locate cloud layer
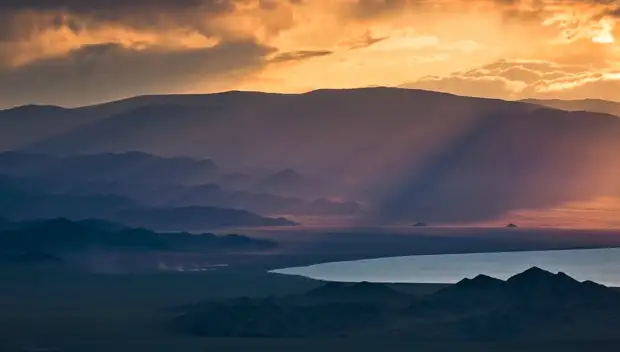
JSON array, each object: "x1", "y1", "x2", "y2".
[
  {"x1": 403, "y1": 59, "x2": 620, "y2": 101},
  {"x1": 0, "y1": 0, "x2": 619, "y2": 106}
]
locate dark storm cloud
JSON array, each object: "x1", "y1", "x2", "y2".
[
  {"x1": 0, "y1": 0, "x2": 232, "y2": 13},
  {"x1": 0, "y1": 0, "x2": 240, "y2": 42},
  {"x1": 0, "y1": 0, "x2": 303, "y2": 107},
  {"x1": 0, "y1": 40, "x2": 274, "y2": 107},
  {"x1": 342, "y1": 0, "x2": 620, "y2": 20}
]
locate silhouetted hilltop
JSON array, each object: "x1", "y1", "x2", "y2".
[
  {"x1": 427, "y1": 267, "x2": 615, "y2": 307},
  {"x1": 435, "y1": 274, "x2": 505, "y2": 296}
]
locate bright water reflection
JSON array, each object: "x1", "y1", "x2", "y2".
[{"x1": 271, "y1": 248, "x2": 620, "y2": 286}]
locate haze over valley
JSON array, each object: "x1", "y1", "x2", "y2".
[
  {"x1": 2, "y1": 88, "x2": 619, "y2": 228},
  {"x1": 2, "y1": 0, "x2": 620, "y2": 350}
]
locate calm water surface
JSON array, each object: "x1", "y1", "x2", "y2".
[{"x1": 271, "y1": 248, "x2": 620, "y2": 286}]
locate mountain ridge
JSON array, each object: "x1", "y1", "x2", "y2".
[{"x1": 3, "y1": 87, "x2": 620, "y2": 223}]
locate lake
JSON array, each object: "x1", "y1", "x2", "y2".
[{"x1": 271, "y1": 248, "x2": 620, "y2": 286}]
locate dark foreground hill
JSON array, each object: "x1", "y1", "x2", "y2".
[{"x1": 175, "y1": 268, "x2": 620, "y2": 340}]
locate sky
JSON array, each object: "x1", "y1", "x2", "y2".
[{"x1": 1, "y1": 0, "x2": 620, "y2": 107}]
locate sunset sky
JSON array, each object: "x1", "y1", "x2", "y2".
[{"x1": 1, "y1": 0, "x2": 620, "y2": 107}]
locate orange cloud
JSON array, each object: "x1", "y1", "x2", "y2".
[
  {"x1": 403, "y1": 59, "x2": 620, "y2": 101},
  {"x1": 0, "y1": 0, "x2": 619, "y2": 106}
]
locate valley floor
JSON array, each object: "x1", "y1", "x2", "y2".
[
  {"x1": 3, "y1": 227, "x2": 620, "y2": 351},
  {"x1": 2, "y1": 267, "x2": 619, "y2": 352}
]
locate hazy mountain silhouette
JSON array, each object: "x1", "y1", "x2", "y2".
[
  {"x1": 3, "y1": 88, "x2": 620, "y2": 223},
  {"x1": 523, "y1": 98, "x2": 620, "y2": 117},
  {"x1": 164, "y1": 184, "x2": 360, "y2": 216},
  {"x1": 0, "y1": 218, "x2": 277, "y2": 254},
  {"x1": 176, "y1": 268, "x2": 620, "y2": 340},
  {"x1": 0, "y1": 151, "x2": 218, "y2": 185},
  {"x1": 0, "y1": 178, "x2": 298, "y2": 229},
  {"x1": 252, "y1": 168, "x2": 330, "y2": 197},
  {"x1": 0, "y1": 105, "x2": 82, "y2": 151},
  {"x1": 0, "y1": 157, "x2": 361, "y2": 216},
  {"x1": 110, "y1": 206, "x2": 297, "y2": 231}
]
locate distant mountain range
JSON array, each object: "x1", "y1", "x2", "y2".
[
  {"x1": 176, "y1": 268, "x2": 620, "y2": 340},
  {"x1": 111, "y1": 206, "x2": 295, "y2": 231},
  {"x1": 0, "y1": 178, "x2": 298, "y2": 231},
  {"x1": 0, "y1": 152, "x2": 362, "y2": 218},
  {"x1": 2, "y1": 88, "x2": 619, "y2": 223},
  {"x1": 0, "y1": 218, "x2": 277, "y2": 255},
  {"x1": 523, "y1": 98, "x2": 620, "y2": 117},
  {"x1": 0, "y1": 151, "x2": 217, "y2": 185}
]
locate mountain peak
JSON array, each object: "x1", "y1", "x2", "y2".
[
  {"x1": 447, "y1": 274, "x2": 505, "y2": 292},
  {"x1": 505, "y1": 267, "x2": 585, "y2": 295},
  {"x1": 516, "y1": 266, "x2": 552, "y2": 275},
  {"x1": 507, "y1": 266, "x2": 554, "y2": 282}
]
